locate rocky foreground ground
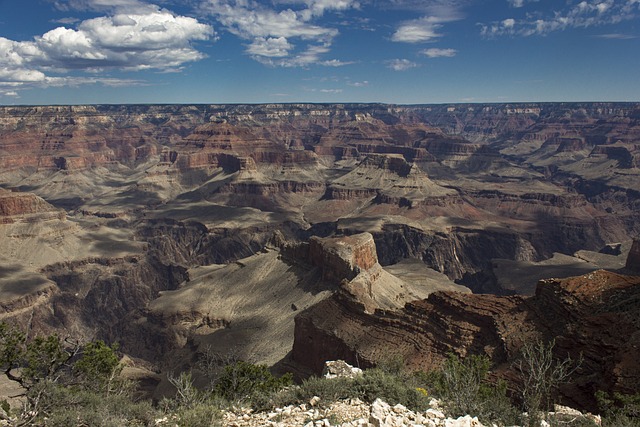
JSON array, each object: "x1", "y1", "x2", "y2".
[{"x1": 216, "y1": 397, "x2": 599, "y2": 427}]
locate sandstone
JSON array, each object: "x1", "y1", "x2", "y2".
[{"x1": 309, "y1": 233, "x2": 378, "y2": 283}]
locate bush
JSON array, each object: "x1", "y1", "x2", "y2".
[
  {"x1": 597, "y1": 391, "x2": 640, "y2": 427},
  {"x1": 213, "y1": 361, "x2": 292, "y2": 403},
  {"x1": 74, "y1": 340, "x2": 124, "y2": 395},
  {"x1": 354, "y1": 368, "x2": 431, "y2": 411},
  {"x1": 172, "y1": 401, "x2": 222, "y2": 427},
  {"x1": 425, "y1": 353, "x2": 520, "y2": 425},
  {"x1": 42, "y1": 385, "x2": 160, "y2": 427},
  {"x1": 515, "y1": 339, "x2": 580, "y2": 426}
]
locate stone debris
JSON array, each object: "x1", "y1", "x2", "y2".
[
  {"x1": 221, "y1": 396, "x2": 491, "y2": 427},
  {"x1": 220, "y1": 396, "x2": 602, "y2": 427},
  {"x1": 323, "y1": 360, "x2": 364, "y2": 379}
]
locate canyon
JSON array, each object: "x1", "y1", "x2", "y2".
[{"x1": 0, "y1": 103, "x2": 638, "y2": 407}]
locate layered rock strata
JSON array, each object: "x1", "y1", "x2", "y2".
[{"x1": 294, "y1": 260, "x2": 640, "y2": 410}]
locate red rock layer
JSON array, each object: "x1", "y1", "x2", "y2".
[
  {"x1": 0, "y1": 189, "x2": 64, "y2": 223},
  {"x1": 293, "y1": 270, "x2": 640, "y2": 410}
]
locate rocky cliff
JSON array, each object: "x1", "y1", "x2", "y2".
[
  {"x1": 293, "y1": 266, "x2": 640, "y2": 410},
  {"x1": 626, "y1": 239, "x2": 640, "y2": 272}
]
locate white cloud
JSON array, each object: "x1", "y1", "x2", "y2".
[
  {"x1": 595, "y1": 32, "x2": 637, "y2": 38},
  {"x1": 202, "y1": 0, "x2": 357, "y2": 66},
  {"x1": 321, "y1": 59, "x2": 355, "y2": 66},
  {"x1": 0, "y1": 2, "x2": 213, "y2": 95},
  {"x1": 386, "y1": 59, "x2": 418, "y2": 71},
  {"x1": 54, "y1": 17, "x2": 81, "y2": 25},
  {"x1": 391, "y1": 4, "x2": 464, "y2": 44},
  {"x1": 502, "y1": 18, "x2": 515, "y2": 28},
  {"x1": 391, "y1": 16, "x2": 443, "y2": 43},
  {"x1": 482, "y1": 0, "x2": 640, "y2": 37},
  {"x1": 319, "y1": 88, "x2": 343, "y2": 93},
  {"x1": 506, "y1": 0, "x2": 539, "y2": 8},
  {"x1": 421, "y1": 47, "x2": 457, "y2": 57},
  {"x1": 348, "y1": 80, "x2": 368, "y2": 87},
  {"x1": 247, "y1": 37, "x2": 293, "y2": 57}
]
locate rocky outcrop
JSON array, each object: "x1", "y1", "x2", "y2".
[
  {"x1": 293, "y1": 268, "x2": 640, "y2": 411},
  {"x1": 0, "y1": 189, "x2": 64, "y2": 223},
  {"x1": 625, "y1": 239, "x2": 640, "y2": 272},
  {"x1": 308, "y1": 233, "x2": 378, "y2": 283}
]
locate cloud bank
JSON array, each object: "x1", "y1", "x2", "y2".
[
  {"x1": 482, "y1": 0, "x2": 640, "y2": 37},
  {"x1": 201, "y1": 0, "x2": 359, "y2": 67},
  {"x1": 0, "y1": 1, "x2": 213, "y2": 95}
]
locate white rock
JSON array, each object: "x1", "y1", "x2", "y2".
[
  {"x1": 310, "y1": 396, "x2": 321, "y2": 407},
  {"x1": 323, "y1": 360, "x2": 364, "y2": 379},
  {"x1": 553, "y1": 405, "x2": 583, "y2": 417},
  {"x1": 444, "y1": 415, "x2": 486, "y2": 427},
  {"x1": 425, "y1": 408, "x2": 446, "y2": 419},
  {"x1": 392, "y1": 403, "x2": 408, "y2": 414}
]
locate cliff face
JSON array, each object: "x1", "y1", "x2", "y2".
[
  {"x1": 626, "y1": 239, "x2": 640, "y2": 271},
  {"x1": 309, "y1": 233, "x2": 378, "y2": 283},
  {"x1": 293, "y1": 268, "x2": 640, "y2": 411},
  {"x1": 0, "y1": 189, "x2": 65, "y2": 223}
]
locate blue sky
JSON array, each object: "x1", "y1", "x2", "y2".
[{"x1": 0, "y1": 0, "x2": 638, "y2": 104}]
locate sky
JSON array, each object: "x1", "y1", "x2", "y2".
[{"x1": 0, "y1": 0, "x2": 638, "y2": 105}]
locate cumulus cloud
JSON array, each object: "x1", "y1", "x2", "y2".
[
  {"x1": 0, "y1": 2, "x2": 213, "y2": 95},
  {"x1": 421, "y1": 47, "x2": 457, "y2": 57},
  {"x1": 481, "y1": 0, "x2": 640, "y2": 37},
  {"x1": 201, "y1": 0, "x2": 358, "y2": 66},
  {"x1": 247, "y1": 37, "x2": 293, "y2": 57},
  {"x1": 386, "y1": 58, "x2": 418, "y2": 71}
]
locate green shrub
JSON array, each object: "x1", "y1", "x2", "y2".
[
  {"x1": 354, "y1": 368, "x2": 431, "y2": 411},
  {"x1": 294, "y1": 375, "x2": 356, "y2": 404},
  {"x1": 214, "y1": 361, "x2": 293, "y2": 403},
  {"x1": 43, "y1": 385, "x2": 160, "y2": 427},
  {"x1": 74, "y1": 340, "x2": 124, "y2": 395},
  {"x1": 597, "y1": 391, "x2": 640, "y2": 427},
  {"x1": 173, "y1": 402, "x2": 222, "y2": 427}
]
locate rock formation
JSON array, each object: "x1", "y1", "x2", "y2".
[
  {"x1": 293, "y1": 266, "x2": 640, "y2": 410},
  {"x1": 0, "y1": 188, "x2": 64, "y2": 223},
  {"x1": 625, "y1": 239, "x2": 640, "y2": 272}
]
